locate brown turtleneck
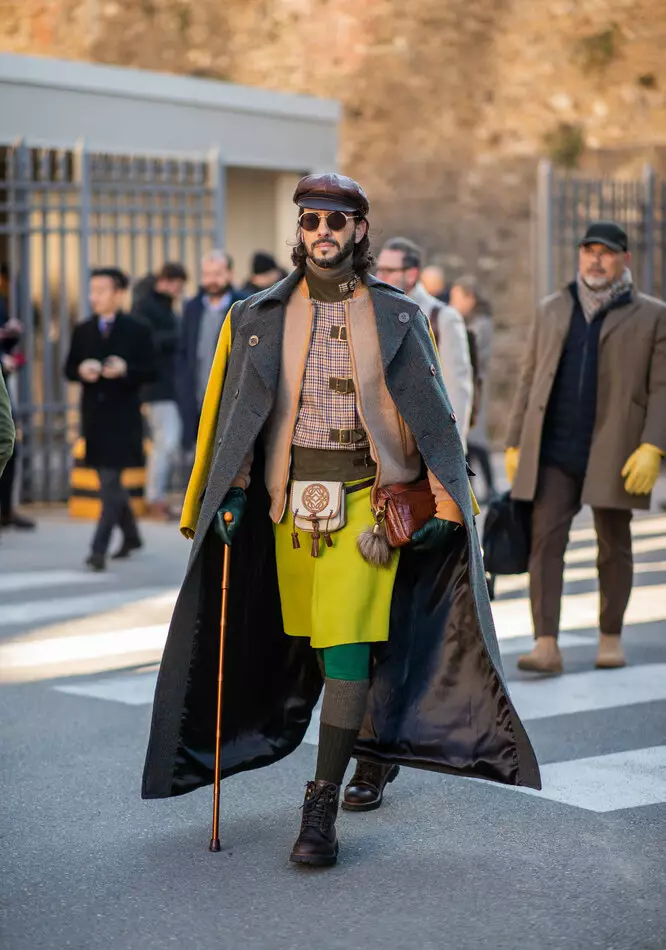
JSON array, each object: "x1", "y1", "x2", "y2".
[{"x1": 305, "y1": 257, "x2": 358, "y2": 302}]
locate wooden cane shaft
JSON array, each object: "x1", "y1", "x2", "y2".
[{"x1": 210, "y1": 532, "x2": 233, "y2": 850}]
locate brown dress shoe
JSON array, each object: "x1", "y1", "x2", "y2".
[
  {"x1": 342, "y1": 761, "x2": 400, "y2": 812},
  {"x1": 144, "y1": 501, "x2": 179, "y2": 522},
  {"x1": 290, "y1": 780, "x2": 339, "y2": 867},
  {"x1": 595, "y1": 634, "x2": 626, "y2": 669},
  {"x1": 517, "y1": 637, "x2": 563, "y2": 675}
]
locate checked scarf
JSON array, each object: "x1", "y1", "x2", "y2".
[{"x1": 576, "y1": 267, "x2": 633, "y2": 323}]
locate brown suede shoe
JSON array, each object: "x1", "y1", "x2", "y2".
[
  {"x1": 595, "y1": 634, "x2": 626, "y2": 669},
  {"x1": 290, "y1": 780, "x2": 339, "y2": 867},
  {"x1": 144, "y1": 501, "x2": 179, "y2": 522},
  {"x1": 342, "y1": 761, "x2": 400, "y2": 812},
  {"x1": 517, "y1": 637, "x2": 563, "y2": 675}
]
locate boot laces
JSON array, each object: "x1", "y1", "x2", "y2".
[{"x1": 302, "y1": 783, "x2": 336, "y2": 832}]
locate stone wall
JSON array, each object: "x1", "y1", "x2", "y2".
[{"x1": 4, "y1": 0, "x2": 666, "y2": 439}]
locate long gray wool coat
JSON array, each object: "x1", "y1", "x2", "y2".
[{"x1": 142, "y1": 270, "x2": 541, "y2": 799}]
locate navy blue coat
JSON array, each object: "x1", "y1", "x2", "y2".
[{"x1": 177, "y1": 288, "x2": 247, "y2": 450}]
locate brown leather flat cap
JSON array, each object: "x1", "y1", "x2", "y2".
[{"x1": 293, "y1": 173, "x2": 370, "y2": 215}]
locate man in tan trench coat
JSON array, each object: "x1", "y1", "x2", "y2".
[{"x1": 505, "y1": 221, "x2": 666, "y2": 675}]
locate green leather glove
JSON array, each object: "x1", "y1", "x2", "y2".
[
  {"x1": 411, "y1": 517, "x2": 463, "y2": 552},
  {"x1": 213, "y1": 487, "x2": 247, "y2": 546}
]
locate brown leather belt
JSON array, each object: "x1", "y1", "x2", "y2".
[
  {"x1": 291, "y1": 446, "x2": 377, "y2": 481},
  {"x1": 329, "y1": 427, "x2": 366, "y2": 445}
]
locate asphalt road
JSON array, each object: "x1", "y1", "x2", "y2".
[{"x1": 1, "y1": 501, "x2": 665, "y2": 950}]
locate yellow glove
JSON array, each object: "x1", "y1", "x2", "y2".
[
  {"x1": 505, "y1": 447, "x2": 520, "y2": 485},
  {"x1": 621, "y1": 443, "x2": 664, "y2": 495}
]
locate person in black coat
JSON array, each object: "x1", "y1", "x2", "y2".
[
  {"x1": 65, "y1": 267, "x2": 157, "y2": 571},
  {"x1": 0, "y1": 371, "x2": 14, "y2": 478},
  {"x1": 176, "y1": 250, "x2": 246, "y2": 452},
  {"x1": 240, "y1": 250, "x2": 283, "y2": 296},
  {"x1": 0, "y1": 264, "x2": 36, "y2": 530},
  {"x1": 132, "y1": 261, "x2": 187, "y2": 521}
]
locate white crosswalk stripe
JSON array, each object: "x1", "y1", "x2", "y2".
[
  {"x1": 508, "y1": 663, "x2": 666, "y2": 720},
  {"x1": 508, "y1": 746, "x2": 666, "y2": 813},
  {"x1": 3, "y1": 518, "x2": 665, "y2": 814},
  {"x1": 0, "y1": 589, "x2": 167, "y2": 628},
  {"x1": 0, "y1": 570, "x2": 111, "y2": 594}
]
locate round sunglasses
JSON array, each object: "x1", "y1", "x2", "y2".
[{"x1": 298, "y1": 210, "x2": 358, "y2": 232}]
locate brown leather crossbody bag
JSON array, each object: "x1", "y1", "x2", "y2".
[
  {"x1": 357, "y1": 478, "x2": 435, "y2": 566},
  {"x1": 375, "y1": 478, "x2": 436, "y2": 547}
]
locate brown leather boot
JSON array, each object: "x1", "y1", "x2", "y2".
[
  {"x1": 342, "y1": 761, "x2": 400, "y2": 812},
  {"x1": 595, "y1": 634, "x2": 626, "y2": 669},
  {"x1": 290, "y1": 780, "x2": 339, "y2": 867},
  {"x1": 517, "y1": 637, "x2": 563, "y2": 675}
]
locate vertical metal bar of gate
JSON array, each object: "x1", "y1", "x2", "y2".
[
  {"x1": 642, "y1": 164, "x2": 655, "y2": 296},
  {"x1": 129, "y1": 156, "x2": 138, "y2": 280},
  {"x1": 193, "y1": 163, "x2": 203, "y2": 272},
  {"x1": 13, "y1": 142, "x2": 36, "y2": 501},
  {"x1": 74, "y1": 141, "x2": 90, "y2": 323},
  {"x1": 146, "y1": 157, "x2": 155, "y2": 273},
  {"x1": 535, "y1": 159, "x2": 554, "y2": 299},
  {"x1": 209, "y1": 149, "x2": 227, "y2": 249},
  {"x1": 56, "y1": 149, "x2": 70, "y2": 498},
  {"x1": 661, "y1": 181, "x2": 666, "y2": 299},
  {"x1": 37, "y1": 149, "x2": 53, "y2": 501}
]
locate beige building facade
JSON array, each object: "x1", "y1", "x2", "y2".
[{"x1": 0, "y1": 53, "x2": 339, "y2": 281}]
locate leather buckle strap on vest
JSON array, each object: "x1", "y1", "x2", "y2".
[
  {"x1": 329, "y1": 427, "x2": 366, "y2": 445},
  {"x1": 330, "y1": 325, "x2": 348, "y2": 341},
  {"x1": 329, "y1": 376, "x2": 355, "y2": 395}
]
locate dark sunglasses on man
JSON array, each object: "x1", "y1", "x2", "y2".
[{"x1": 298, "y1": 210, "x2": 359, "y2": 232}]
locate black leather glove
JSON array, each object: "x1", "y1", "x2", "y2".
[
  {"x1": 411, "y1": 517, "x2": 462, "y2": 553},
  {"x1": 212, "y1": 487, "x2": 246, "y2": 546}
]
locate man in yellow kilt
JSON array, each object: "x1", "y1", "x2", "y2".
[{"x1": 142, "y1": 174, "x2": 540, "y2": 867}]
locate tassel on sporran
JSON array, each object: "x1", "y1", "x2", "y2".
[{"x1": 357, "y1": 507, "x2": 393, "y2": 567}]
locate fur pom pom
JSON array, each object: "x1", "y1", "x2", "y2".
[{"x1": 356, "y1": 524, "x2": 393, "y2": 567}]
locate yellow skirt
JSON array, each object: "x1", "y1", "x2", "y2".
[{"x1": 274, "y1": 483, "x2": 400, "y2": 649}]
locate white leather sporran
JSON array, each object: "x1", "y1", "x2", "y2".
[{"x1": 289, "y1": 480, "x2": 346, "y2": 557}]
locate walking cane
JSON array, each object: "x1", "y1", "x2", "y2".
[{"x1": 209, "y1": 510, "x2": 234, "y2": 853}]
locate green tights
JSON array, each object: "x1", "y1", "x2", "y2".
[{"x1": 317, "y1": 642, "x2": 371, "y2": 681}]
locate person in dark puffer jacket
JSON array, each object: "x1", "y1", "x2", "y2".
[{"x1": 132, "y1": 262, "x2": 187, "y2": 521}]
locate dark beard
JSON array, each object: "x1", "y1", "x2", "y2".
[
  {"x1": 307, "y1": 233, "x2": 355, "y2": 269},
  {"x1": 202, "y1": 282, "x2": 230, "y2": 297}
]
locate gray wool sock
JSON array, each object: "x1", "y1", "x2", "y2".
[{"x1": 315, "y1": 678, "x2": 370, "y2": 786}]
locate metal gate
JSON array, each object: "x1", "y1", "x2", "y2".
[
  {"x1": 0, "y1": 141, "x2": 225, "y2": 503},
  {"x1": 535, "y1": 159, "x2": 666, "y2": 302}
]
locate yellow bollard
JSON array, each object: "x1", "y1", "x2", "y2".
[{"x1": 68, "y1": 438, "x2": 149, "y2": 520}]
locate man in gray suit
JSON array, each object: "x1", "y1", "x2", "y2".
[{"x1": 375, "y1": 237, "x2": 474, "y2": 448}]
